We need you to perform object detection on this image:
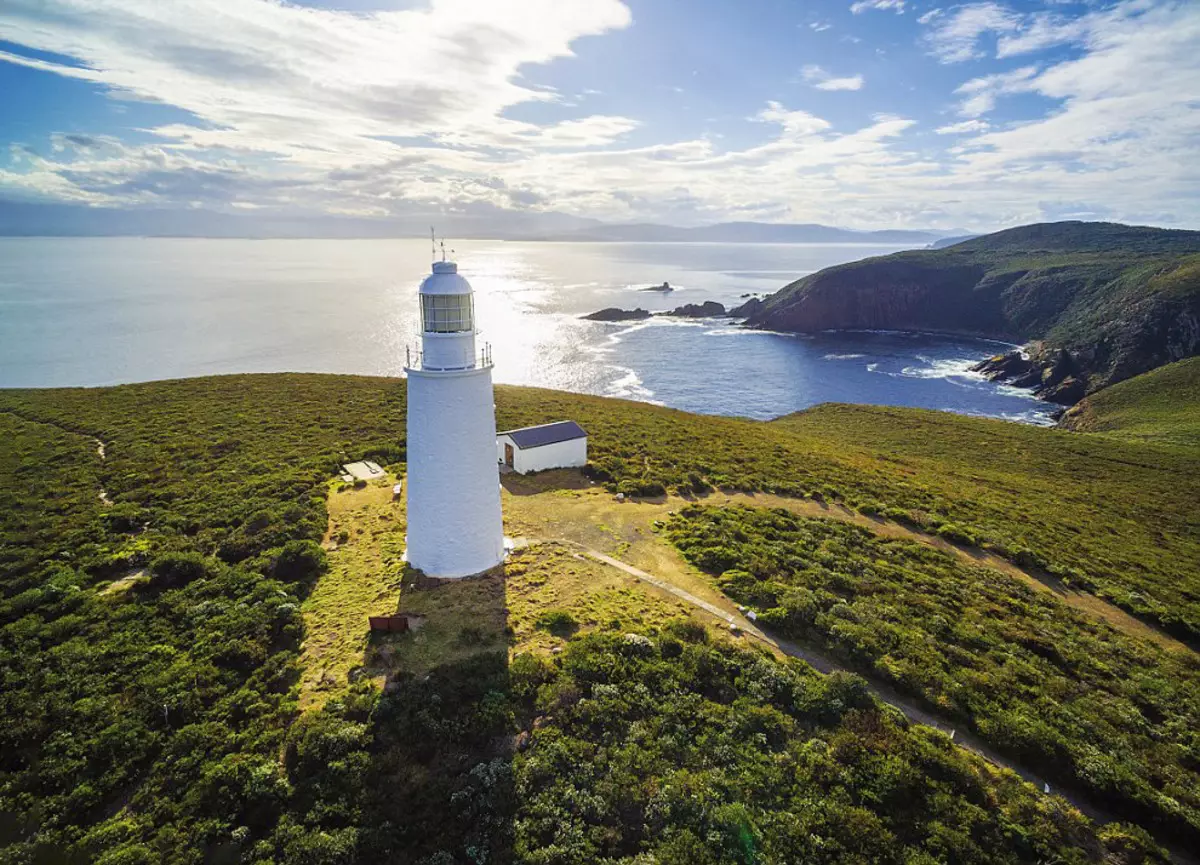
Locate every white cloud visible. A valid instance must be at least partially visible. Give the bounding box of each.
[922,0,1147,65]
[996,11,1091,57]
[809,21,833,32]
[0,0,1198,231]
[850,0,906,14]
[935,119,991,134]
[922,2,1022,63]
[753,102,832,137]
[0,0,634,157]
[801,65,866,91]
[955,65,1039,116]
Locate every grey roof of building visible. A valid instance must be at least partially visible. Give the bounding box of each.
[500,420,588,449]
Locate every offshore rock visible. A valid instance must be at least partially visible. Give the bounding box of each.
[582,307,652,322]
[665,301,726,317]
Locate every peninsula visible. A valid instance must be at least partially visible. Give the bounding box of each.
[746,222,1200,403]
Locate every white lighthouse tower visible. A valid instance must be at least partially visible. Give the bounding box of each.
[403,257,505,578]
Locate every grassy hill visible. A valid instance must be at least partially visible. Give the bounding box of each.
[3,374,1198,637]
[1060,357,1200,446]
[747,221,1200,400]
[1,373,1198,862]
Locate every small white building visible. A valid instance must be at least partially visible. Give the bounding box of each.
[497,421,588,475]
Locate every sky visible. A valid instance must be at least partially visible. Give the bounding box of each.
[1,0,1198,233]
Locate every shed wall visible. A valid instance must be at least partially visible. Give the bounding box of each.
[514,437,587,474]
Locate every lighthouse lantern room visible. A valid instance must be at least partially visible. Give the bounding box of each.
[404,259,505,578]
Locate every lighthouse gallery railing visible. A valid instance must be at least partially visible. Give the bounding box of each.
[405,342,493,372]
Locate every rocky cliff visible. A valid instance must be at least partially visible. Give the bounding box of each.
[748,222,1200,403]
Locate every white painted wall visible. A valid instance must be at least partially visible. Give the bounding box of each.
[497,434,587,474]
[406,366,505,578]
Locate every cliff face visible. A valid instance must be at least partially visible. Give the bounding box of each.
[748,259,1000,336]
[748,222,1200,403]
[972,296,1200,405]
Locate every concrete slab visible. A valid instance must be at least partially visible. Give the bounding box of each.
[342,460,385,481]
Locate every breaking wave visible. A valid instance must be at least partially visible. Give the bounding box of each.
[606,366,658,402]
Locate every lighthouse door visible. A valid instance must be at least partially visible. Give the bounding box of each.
[504,443,514,468]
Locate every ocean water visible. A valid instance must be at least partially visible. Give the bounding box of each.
[0,237,1054,423]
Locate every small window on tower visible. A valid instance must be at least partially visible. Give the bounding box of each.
[421,293,473,332]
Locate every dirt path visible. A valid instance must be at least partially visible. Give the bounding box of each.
[502,475,1190,654]
[95,437,112,505]
[0,408,114,506]
[503,475,1194,861]
[718,491,1191,654]
[573,540,1196,865]
[573,545,768,639]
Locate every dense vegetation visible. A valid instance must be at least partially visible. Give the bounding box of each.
[1,370,1197,860]
[748,221,1200,394]
[1061,357,1200,447]
[663,504,1200,847]
[196,629,1173,864]
[4,374,1198,637]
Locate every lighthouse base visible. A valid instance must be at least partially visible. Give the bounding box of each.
[404,365,505,579]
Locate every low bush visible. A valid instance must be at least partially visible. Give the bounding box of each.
[149,551,208,587]
[535,609,579,637]
[271,539,328,587]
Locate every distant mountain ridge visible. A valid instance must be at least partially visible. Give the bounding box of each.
[530,221,946,244]
[747,221,1200,404]
[0,201,952,243]
[928,234,979,249]
[0,200,603,239]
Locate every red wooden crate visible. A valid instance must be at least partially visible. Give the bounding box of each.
[368,615,411,633]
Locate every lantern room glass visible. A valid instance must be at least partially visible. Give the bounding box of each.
[421,293,474,333]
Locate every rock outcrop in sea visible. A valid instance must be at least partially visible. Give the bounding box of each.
[973,346,1087,406]
[666,301,725,317]
[582,301,731,321]
[582,307,652,322]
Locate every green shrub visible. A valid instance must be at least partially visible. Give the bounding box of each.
[664,617,708,644]
[2,369,1197,858]
[935,523,976,546]
[100,503,143,533]
[272,540,328,586]
[149,551,208,588]
[616,477,667,498]
[535,609,579,637]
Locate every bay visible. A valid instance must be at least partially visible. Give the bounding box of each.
[0,237,1053,423]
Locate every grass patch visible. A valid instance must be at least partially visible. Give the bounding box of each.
[1063,357,1200,447]
[298,477,405,709]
